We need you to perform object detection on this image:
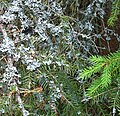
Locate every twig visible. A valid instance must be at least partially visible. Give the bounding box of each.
[0,25,29,116]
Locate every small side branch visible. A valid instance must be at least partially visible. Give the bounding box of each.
[0,25,29,116]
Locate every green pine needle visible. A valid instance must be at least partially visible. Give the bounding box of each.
[80,51,120,96]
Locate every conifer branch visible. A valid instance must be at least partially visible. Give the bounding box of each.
[80,51,120,96]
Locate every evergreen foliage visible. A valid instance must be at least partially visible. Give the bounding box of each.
[80,51,120,96]
[0,0,120,115]
[80,51,120,115]
[107,0,120,26]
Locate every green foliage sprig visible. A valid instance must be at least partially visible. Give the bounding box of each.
[80,51,120,96]
[107,0,120,26]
